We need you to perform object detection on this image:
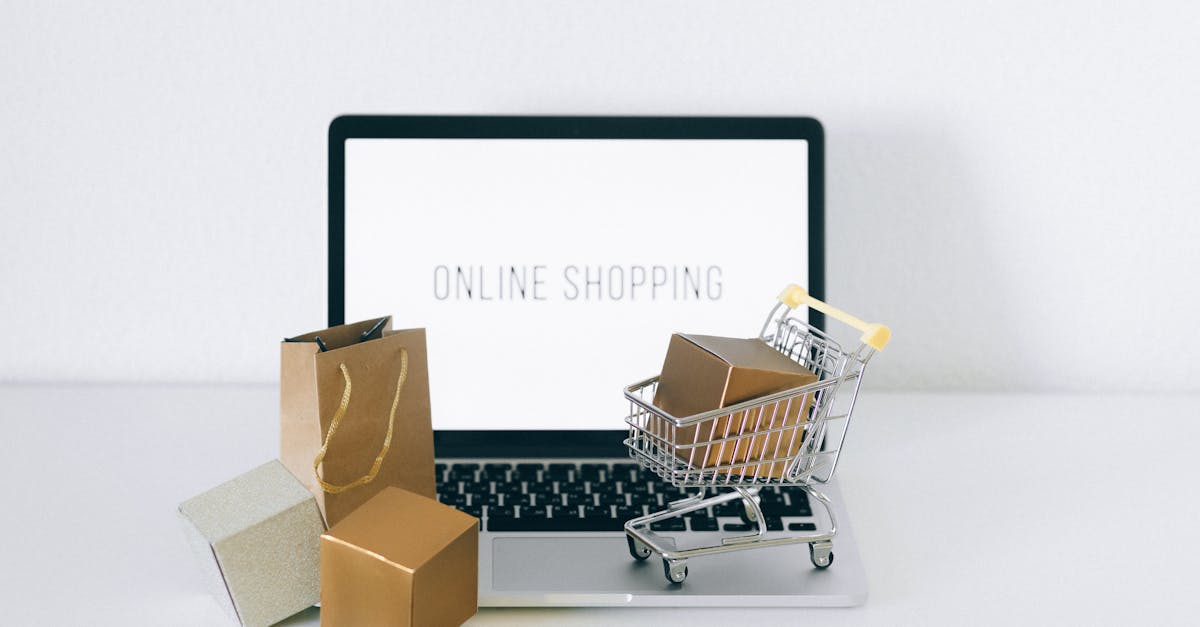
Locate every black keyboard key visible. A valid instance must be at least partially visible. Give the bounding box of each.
[511,464,543,482]
[438,493,468,508]
[589,481,619,496]
[788,522,817,532]
[764,516,784,531]
[562,492,590,507]
[489,506,515,519]
[484,462,513,472]
[519,505,549,519]
[759,503,793,516]
[688,514,719,531]
[625,490,657,507]
[487,516,626,532]
[616,505,644,520]
[762,499,813,517]
[448,465,478,482]
[509,492,536,507]
[478,468,508,482]
[582,504,612,519]
[758,490,785,506]
[494,483,523,497]
[594,490,624,506]
[559,481,588,496]
[769,488,809,508]
[609,463,638,482]
[460,480,488,495]
[546,464,575,481]
[578,464,606,481]
[723,522,754,532]
[622,482,650,496]
[549,504,578,519]
[475,492,503,507]
[559,481,589,495]
[463,493,489,506]
[650,518,686,532]
[530,478,556,492]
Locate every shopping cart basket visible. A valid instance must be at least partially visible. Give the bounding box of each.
[622,284,890,584]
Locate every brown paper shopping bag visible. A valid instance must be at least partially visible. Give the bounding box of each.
[280,317,436,525]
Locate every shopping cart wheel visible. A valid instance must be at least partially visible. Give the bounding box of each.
[663,559,688,584]
[627,536,652,561]
[809,542,834,569]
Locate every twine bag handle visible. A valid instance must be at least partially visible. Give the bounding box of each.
[312,348,408,494]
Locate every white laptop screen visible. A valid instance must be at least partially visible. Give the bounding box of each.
[343,138,808,430]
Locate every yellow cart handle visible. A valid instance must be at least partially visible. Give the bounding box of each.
[778,284,891,351]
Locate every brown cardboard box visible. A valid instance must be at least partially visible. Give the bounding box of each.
[653,334,819,478]
[320,487,478,627]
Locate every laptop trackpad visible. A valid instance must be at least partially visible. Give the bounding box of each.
[491,535,844,596]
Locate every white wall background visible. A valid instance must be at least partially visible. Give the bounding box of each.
[2,1,1198,392]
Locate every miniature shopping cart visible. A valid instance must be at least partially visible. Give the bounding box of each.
[622,284,890,584]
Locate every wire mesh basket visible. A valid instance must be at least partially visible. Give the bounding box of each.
[622,284,890,583]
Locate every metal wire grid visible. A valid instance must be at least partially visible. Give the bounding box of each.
[623,311,872,489]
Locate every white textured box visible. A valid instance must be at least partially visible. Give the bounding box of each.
[178,460,324,627]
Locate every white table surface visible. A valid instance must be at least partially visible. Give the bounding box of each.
[1,385,1196,625]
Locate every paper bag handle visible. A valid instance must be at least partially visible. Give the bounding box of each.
[312,349,408,494]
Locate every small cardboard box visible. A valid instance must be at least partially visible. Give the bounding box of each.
[177,460,324,627]
[653,334,819,478]
[320,487,479,627]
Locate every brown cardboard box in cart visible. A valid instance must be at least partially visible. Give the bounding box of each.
[653,334,819,478]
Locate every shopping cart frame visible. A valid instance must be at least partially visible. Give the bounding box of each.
[622,284,889,584]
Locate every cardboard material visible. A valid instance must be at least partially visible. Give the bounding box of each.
[653,334,819,478]
[280,317,436,525]
[320,487,479,627]
[177,460,323,627]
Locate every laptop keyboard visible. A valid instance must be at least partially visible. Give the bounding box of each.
[435,461,816,533]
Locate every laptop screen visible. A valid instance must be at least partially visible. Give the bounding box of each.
[343,137,809,430]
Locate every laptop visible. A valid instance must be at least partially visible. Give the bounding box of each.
[328,115,867,606]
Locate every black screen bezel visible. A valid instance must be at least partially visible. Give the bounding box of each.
[328,115,825,458]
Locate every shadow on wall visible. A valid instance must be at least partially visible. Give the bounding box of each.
[825,128,1025,392]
